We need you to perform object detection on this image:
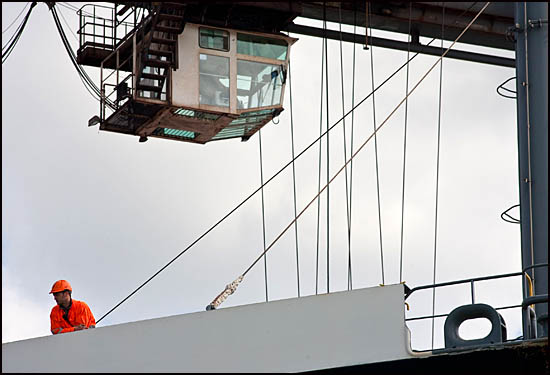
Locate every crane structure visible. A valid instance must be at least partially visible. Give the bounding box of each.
[2,2,547,373]
[76,0,548,356]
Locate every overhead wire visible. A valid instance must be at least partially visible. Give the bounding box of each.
[368,2,385,285]
[287,51,301,297]
[208,2,492,311]
[315,29,326,295]
[50,5,100,101]
[2,2,29,35]
[496,76,517,99]
[347,2,358,291]
[501,204,521,224]
[2,2,37,65]
[50,4,116,108]
[58,2,79,12]
[399,2,413,284]
[258,130,269,302]
[2,15,23,52]
[96,34,439,324]
[56,5,79,43]
[431,3,446,351]
[324,2,331,294]
[338,3,353,292]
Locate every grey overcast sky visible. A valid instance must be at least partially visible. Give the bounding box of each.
[3,2,521,350]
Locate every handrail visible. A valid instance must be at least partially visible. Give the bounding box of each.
[77,3,145,52]
[522,294,549,308]
[404,271,528,350]
[77,4,115,50]
[406,304,523,322]
[404,271,524,322]
[522,262,549,274]
[404,271,523,299]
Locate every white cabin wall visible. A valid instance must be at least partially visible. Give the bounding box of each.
[172,24,199,108]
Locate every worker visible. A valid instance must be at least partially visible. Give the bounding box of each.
[49,280,96,335]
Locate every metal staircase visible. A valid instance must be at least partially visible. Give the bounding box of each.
[136,3,185,101]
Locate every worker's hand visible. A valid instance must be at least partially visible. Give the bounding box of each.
[74,324,87,331]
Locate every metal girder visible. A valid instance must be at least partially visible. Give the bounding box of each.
[106,2,515,51]
[287,23,515,68]
[297,2,515,51]
[514,1,549,339]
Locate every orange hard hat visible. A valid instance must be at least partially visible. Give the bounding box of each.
[49,280,72,294]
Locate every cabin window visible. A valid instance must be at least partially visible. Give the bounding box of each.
[199,27,229,51]
[237,60,283,109]
[199,54,230,107]
[237,33,288,60]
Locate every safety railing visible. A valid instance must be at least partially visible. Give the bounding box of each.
[521,262,549,310]
[77,3,146,53]
[92,4,155,122]
[99,34,137,122]
[77,4,117,52]
[403,270,540,351]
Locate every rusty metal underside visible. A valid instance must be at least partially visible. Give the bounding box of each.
[101,100,280,144]
[82,2,516,145]
[77,2,515,71]
[111,2,515,49]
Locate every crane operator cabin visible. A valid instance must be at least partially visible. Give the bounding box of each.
[82,7,297,145]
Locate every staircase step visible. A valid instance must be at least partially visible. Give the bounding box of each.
[161,2,187,9]
[151,37,177,45]
[137,84,163,93]
[140,72,167,81]
[143,58,173,68]
[157,13,184,22]
[154,25,181,34]
[147,48,173,58]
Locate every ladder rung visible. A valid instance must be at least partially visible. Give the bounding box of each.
[147,48,173,58]
[137,84,163,92]
[143,58,172,68]
[157,13,184,22]
[152,37,177,45]
[154,25,181,34]
[161,2,187,8]
[140,72,167,81]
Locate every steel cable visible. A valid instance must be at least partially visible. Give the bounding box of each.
[431,3,445,351]
[496,76,517,99]
[338,4,353,292]
[324,4,331,294]
[287,58,301,297]
[501,204,521,224]
[51,6,117,108]
[2,2,29,35]
[399,3,413,284]
[2,2,37,65]
[96,34,440,324]
[215,2,492,310]
[348,3,358,291]
[258,130,269,302]
[368,3,385,285]
[315,32,325,296]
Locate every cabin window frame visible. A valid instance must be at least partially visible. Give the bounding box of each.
[193,24,294,114]
[198,27,230,52]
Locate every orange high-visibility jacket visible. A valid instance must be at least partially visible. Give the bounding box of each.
[50,299,96,334]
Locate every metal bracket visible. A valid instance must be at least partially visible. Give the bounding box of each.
[528,19,548,28]
[505,23,522,42]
